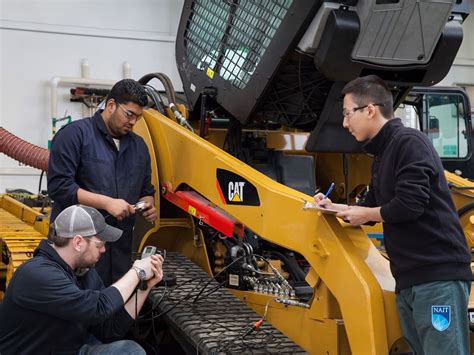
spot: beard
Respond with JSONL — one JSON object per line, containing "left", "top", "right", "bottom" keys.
{"left": 76, "top": 252, "right": 97, "bottom": 270}
{"left": 109, "top": 111, "right": 129, "bottom": 138}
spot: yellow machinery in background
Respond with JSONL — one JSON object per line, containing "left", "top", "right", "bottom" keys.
{"left": 0, "top": 195, "right": 49, "bottom": 298}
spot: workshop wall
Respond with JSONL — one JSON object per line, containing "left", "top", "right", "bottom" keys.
{"left": 0, "top": 0, "right": 184, "bottom": 192}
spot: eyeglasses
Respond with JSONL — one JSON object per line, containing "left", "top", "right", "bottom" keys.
{"left": 83, "top": 237, "right": 106, "bottom": 248}
{"left": 117, "top": 103, "right": 143, "bottom": 122}
{"left": 343, "top": 103, "right": 385, "bottom": 118}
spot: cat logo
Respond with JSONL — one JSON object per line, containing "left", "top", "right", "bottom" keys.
{"left": 216, "top": 168, "right": 260, "bottom": 206}
{"left": 228, "top": 182, "right": 245, "bottom": 202}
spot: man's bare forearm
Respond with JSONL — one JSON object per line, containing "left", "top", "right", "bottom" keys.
{"left": 124, "top": 289, "right": 149, "bottom": 319}
{"left": 112, "top": 269, "right": 140, "bottom": 303}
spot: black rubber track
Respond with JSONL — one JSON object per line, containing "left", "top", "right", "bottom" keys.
{"left": 147, "top": 252, "right": 306, "bottom": 354}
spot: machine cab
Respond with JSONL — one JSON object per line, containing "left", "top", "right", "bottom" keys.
{"left": 397, "top": 87, "right": 473, "bottom": 179}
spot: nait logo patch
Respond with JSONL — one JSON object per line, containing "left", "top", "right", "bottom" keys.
{"left": 431, "top": 305, "right": 451, "bottom": 331}
{"left": 216, "top": 169, "right": 260, "bottom": 206}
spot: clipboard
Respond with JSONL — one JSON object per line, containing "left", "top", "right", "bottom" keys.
{"left": 313, "top": 206, "right": 340, "bottom": 215}
{"left": 303, "top": 201, "right": 339, "bottom": 215}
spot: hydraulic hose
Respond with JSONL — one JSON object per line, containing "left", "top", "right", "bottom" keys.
{"left": 458, "top": 202, "right": 474, "bottom": 218}
{"left": 138, "top": 72, "right": 177, "bottom": 104}
{"left": 269, "top": 251, "right": 306, "bottom": 282}
{"left": 138, "top": 72, "right": 193, "bottom": 132}
{"left": 0, "top": 127, "right": 49, "bottom": 172}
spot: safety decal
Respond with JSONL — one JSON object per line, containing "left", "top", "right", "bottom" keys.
{"left": 188, "top": 205, "right": 197, "bottom": 216}
{"left": 431, "top": 305, "right": 451, "bottom": 331}
{"left": 216, "top": 169, "right": 260, "bottom": 206}
{"left": 206, "top": 67, "right": 215, "bottom": 79}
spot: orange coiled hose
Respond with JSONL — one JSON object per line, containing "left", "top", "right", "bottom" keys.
{"left": 0, "top": 127, "right": 49, "bottom": 172}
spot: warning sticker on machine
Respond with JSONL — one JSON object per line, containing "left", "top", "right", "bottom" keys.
{"left": 229, "top": 274, "right": 240, "bottom": 287}
{"left": 206, "top": 67, "right": 215, "bottom": 79}
{"left": 188, "top": 205, "right": 197, "bottom": 216}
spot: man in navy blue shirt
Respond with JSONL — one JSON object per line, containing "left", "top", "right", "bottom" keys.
{"left": 0, "top": 204, "right": 163, "bottom": 355}
{"left": 48, "top": 79, "right": 157, "bottom": 286}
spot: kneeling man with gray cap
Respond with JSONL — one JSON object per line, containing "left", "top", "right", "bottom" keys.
{"left": 0, "top": 204, "right": 163, "bottom": 355}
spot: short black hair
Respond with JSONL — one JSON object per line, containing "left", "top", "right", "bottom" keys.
{"left": 341, "top": 75, "right": 394, "bottom": 118}
{"left": 106, "top": 79, "right": 148, "bottom": 107}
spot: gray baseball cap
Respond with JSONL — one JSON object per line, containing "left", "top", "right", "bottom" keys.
{"left": 53, "top": 205, "right": 122, "bottom": 242}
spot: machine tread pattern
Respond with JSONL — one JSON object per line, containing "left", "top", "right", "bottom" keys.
{"left": 148, "top": 252, "right": 306, "bottom": 354}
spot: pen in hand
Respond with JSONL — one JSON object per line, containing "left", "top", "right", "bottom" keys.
{"left": 305, "top": 183, "right": 335, "bottom": 210}
{"left": 323, "top": 182, "right": 334, "bottom": 199}
{"left": 312, "top": 182, "right": 334, "bottom": 210}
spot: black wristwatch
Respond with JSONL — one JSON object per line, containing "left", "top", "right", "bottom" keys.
{"left": 132, "top": 266, "right": 146, "bottom": 280}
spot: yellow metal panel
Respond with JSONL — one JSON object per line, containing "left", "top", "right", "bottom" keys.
{"left": 141, "top": 109, "right": 401, "bottom": 354}
{"left": 445, "top": 171, "right": 474, "bottom": 210}
{"left": 133, "top": 118, "right": 161, "bottom": 231}
{"left": 0, "top": 195, "right": 49, "bottom": 236}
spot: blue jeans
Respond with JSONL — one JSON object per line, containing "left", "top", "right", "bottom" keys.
{"left": 396, "top": 280, "right": 470, "bottom": 355}
{"left": 79, "top": 340, "right": 145, "bottom": 355}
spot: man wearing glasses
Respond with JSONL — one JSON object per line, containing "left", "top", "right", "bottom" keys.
{"left": 0, "top": 204, "right": 163, "bottom": 355}
{"left": 48, "top": 79, "right": 157, "bottom": 286}
{"left": 314, "top": 75, "right": 471, "bottom": 354}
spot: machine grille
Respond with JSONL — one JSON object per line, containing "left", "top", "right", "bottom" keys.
{"left": 184, "top": 0, "right": 292, "bottom": 89}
